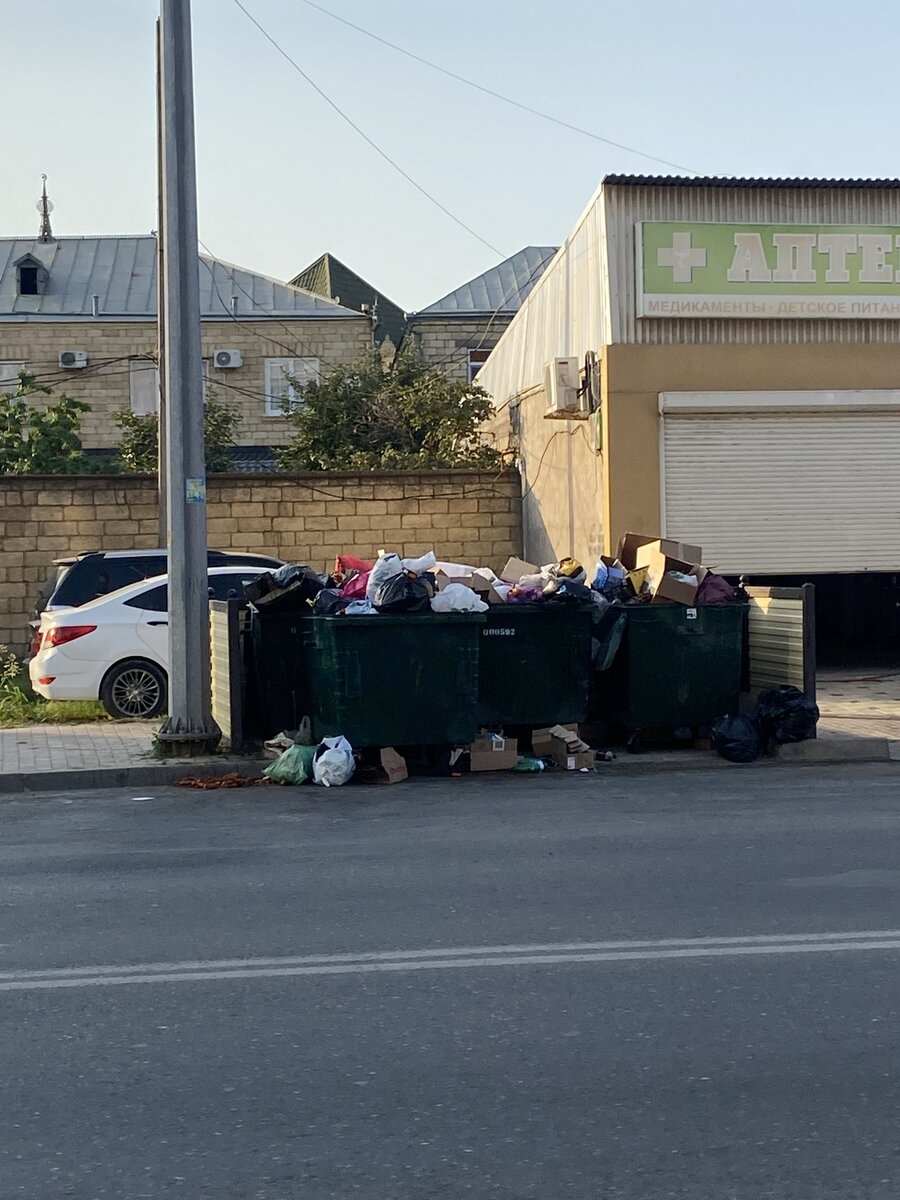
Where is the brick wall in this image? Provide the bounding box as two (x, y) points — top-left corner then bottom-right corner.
(0, 316), (371, 449)
(0, 471), (522, 654)
(407, 317), (513, 382)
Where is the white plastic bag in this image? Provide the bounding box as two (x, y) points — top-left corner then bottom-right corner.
(401, 550), (437, 575)
(312, 735), (356, 787)
(365, 552), (403, 599)
(431, 583), (489, 613)
(434, 560), (479, 578)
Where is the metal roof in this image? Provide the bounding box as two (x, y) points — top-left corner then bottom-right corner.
(290, 252), (407, 347)
(0, 236), (361, 321)
(413, 246), (558, 317)
(602, 174), (900, 190)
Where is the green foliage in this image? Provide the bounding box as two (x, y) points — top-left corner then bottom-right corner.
(0, 371), (95, 475)
(276, 347), (503, 472)
(0, 646), (107, 727)
(113, 390), (241, 474)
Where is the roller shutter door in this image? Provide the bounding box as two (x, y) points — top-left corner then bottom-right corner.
(661, 391), (900, 574)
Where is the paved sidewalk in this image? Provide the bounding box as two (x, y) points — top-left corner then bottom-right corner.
(0, 672), (898, 793)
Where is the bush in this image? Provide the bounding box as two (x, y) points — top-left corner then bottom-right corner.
(0, 371), (95, 475)
(114, 390), (241, 474)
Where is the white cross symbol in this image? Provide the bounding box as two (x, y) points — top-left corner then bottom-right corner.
(657, 231), (707, 283)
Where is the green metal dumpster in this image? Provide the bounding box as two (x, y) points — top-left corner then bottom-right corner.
(300, 613), (484, 747)
(246, 610), (310, 738)
(598, 603), (745, 750)
(476, 605), (594, 727)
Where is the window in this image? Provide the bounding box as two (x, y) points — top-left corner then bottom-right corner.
(207, 572), (256, 600)
(14, 254), (47, 297)
(264, 356), (320, 417)
(129, 358), (160, 415)
(125, 583), (168, 612)
(467, 349), (491, 382)
(0, 361), (25, 394)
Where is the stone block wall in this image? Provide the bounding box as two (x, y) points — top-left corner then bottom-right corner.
(406, 317), (513, 382)
(0, 470), (522, 654)
(0, 316), (371, 450)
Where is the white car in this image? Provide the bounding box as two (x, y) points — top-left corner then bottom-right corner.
(29, 566), (262, 720)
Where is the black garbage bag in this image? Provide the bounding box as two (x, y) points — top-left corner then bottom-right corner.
(373, 572), (432, 614)
(543, 579), (595, 605)
(756, 685), (819, 744)
(246, 564), (328, 612)
(312, 588), (350, 616)
(711, 714), (761, 763)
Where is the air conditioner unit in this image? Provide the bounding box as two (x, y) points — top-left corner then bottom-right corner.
(58, 350), (88, 369)
(214, 349), (243, 369)
(544, 357), (579, 416)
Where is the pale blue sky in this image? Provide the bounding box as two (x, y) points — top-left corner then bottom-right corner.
(3, 0), (898, 311)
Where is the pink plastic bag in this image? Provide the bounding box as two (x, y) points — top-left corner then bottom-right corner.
(341, 570), (370, 599)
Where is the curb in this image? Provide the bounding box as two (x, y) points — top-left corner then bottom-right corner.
(0, 739), (895, 796)
(0, 758), (268, 797)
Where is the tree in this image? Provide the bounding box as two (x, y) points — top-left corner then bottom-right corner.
(276, 348), (503, 472)
(0, 371), (95, 475)
(114, 391), (241, 474)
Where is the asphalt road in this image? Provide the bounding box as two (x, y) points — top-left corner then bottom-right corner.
(3, 764), (900, 1198)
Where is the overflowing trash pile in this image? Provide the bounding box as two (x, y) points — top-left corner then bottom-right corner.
(244, 530), (818, 783)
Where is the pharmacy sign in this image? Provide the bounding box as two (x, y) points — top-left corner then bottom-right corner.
(637, 221), (900, 318)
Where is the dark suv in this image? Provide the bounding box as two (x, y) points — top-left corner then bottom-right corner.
(29, 548), (284, 655)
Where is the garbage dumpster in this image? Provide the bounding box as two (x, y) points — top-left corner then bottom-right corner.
(477, 605), (594, 727)
(245, 610), (310, 739)
(300, 612), (484, 747)
(597, 603), (745, 751)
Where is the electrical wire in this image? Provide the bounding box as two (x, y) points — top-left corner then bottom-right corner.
(231, 0), (506, 258)
(296, 0), (698, 176)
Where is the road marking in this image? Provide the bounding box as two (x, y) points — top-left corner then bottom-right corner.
(3, 929), (900, 992)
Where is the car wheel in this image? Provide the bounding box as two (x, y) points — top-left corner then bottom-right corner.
(100, 659), (167, 720)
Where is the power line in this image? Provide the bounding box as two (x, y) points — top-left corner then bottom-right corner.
(297, 0), (698, 176)
(231, 0), (506, 258)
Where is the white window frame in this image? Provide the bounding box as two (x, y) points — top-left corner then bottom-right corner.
(129, 358), (160, 415)
(264, 356), (320, 417)
(0, 360), (25, 393)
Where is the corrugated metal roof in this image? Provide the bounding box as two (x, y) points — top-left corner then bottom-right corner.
(413, 246), (558, 317)
(603, 174), (900, 190)
(290, 252), (407, 347)
(0, 236), (361, 321)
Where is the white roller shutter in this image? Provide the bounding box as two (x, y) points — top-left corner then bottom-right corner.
(661, 391), (900, 574)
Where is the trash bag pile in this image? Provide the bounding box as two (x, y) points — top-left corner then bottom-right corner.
(712, 685), (819, 764)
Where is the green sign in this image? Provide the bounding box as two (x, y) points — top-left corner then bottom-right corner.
(638, 221), (900, 319)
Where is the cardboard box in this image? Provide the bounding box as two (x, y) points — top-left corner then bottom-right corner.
(499, 556), (539, 583)
(378, 747), (408, 784)
(469, 735), (519, 772)
(434, 569), (475, 591)
(554, 747), (595, 771)
(618, 532), (703, 571)
(531, 723), (579, 758)
(638, 547), (708, 605)
(470, 574), (507, 605)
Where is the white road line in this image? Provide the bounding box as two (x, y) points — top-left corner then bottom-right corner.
(2, 933), (900, 992)
(2, 928), (898, 983)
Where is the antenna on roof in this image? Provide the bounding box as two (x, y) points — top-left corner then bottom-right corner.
(36, 175), (54, 243)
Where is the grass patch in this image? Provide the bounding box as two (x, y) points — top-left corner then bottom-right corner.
(0, 651), (111, 729)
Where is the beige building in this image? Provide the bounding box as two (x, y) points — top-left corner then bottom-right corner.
(406, 246), (557, 382)
(478, 176), (900, 659)
(0, 234), (372, 462)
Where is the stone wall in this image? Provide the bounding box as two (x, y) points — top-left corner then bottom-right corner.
(0, 316), (371, 449)
(0, 470), (522, 654)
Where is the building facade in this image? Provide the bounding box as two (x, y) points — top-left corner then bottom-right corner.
(478, 177), (900, 655)
(0, 235), (372, 457)
(406, 246), (557, 382)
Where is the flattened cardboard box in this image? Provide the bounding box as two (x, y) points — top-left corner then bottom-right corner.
(500, 556), (540, 583)
(532, 723), (579, 758)
(469, 735), (519, 772)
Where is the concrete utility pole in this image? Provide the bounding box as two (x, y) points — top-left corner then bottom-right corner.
(155, 16), (168, 546)
(157, 0), (220, 756)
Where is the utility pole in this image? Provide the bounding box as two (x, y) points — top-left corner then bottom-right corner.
(155, 16), (167, 546)
(156, 0), (219, 756)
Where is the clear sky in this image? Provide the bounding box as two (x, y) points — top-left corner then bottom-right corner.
(4, 0), (899, 312)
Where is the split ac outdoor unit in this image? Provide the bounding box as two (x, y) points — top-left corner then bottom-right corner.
(214, 349), (243, 369)
(545, 356), (580, 415)
(58, 350), (88, 369)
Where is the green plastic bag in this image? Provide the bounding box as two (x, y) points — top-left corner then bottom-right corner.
(263, 743), (317, 785)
